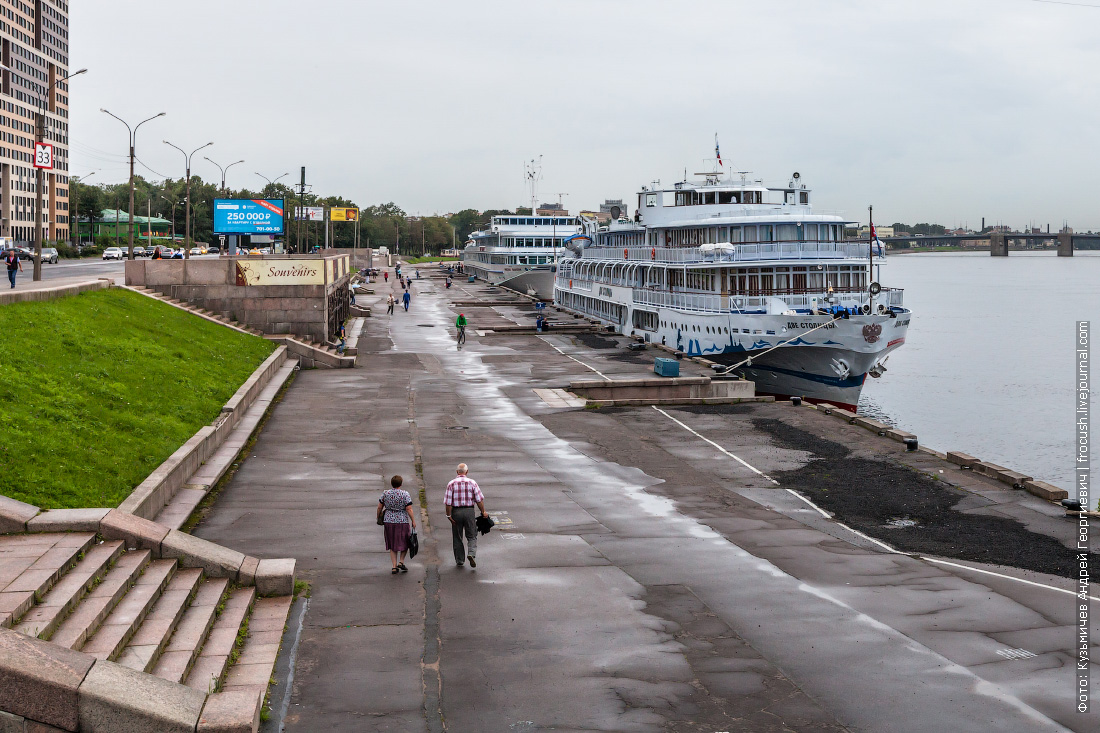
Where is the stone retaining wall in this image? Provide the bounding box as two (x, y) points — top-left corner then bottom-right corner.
(117, 346), (288, 520)
(0, 278), (111, 306)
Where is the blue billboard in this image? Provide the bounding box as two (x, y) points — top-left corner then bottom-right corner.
(213, 199), (285, 235)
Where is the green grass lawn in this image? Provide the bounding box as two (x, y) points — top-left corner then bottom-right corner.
(0, 289), (276, 509)
(402, 256), (459, 264)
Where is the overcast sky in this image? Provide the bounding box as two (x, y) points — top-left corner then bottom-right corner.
(71, 0), (1099, 229)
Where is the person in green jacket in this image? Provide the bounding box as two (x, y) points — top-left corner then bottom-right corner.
(456, 313), (467, 344)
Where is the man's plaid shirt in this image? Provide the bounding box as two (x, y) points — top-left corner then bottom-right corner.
(444, 476), (484, 507)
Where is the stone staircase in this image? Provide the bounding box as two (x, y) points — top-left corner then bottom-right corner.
(126, 285), (355, 368)
(0, 532), (290, 702)
(0, 513), (296, 730)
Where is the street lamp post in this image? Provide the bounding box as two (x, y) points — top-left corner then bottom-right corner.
(205, 157), (244, 255)
(159, 194), (183, 243)
(164, 140), (212, 260)
(101, 109), (166, 261)
(29, 67), (87, 280)
(71, 171), (94, 250)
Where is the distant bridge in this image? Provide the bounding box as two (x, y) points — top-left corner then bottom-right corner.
(848, 232), (1100, 256)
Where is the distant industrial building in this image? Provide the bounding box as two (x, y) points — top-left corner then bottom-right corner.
(536, 202), (568, 216)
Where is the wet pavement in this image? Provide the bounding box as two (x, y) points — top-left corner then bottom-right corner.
(194, 265), (1097, 732)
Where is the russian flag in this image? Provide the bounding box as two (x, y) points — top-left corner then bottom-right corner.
(715, 133), (723, 167)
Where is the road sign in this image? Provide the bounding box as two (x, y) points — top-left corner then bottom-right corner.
(33, 142), (53, 169)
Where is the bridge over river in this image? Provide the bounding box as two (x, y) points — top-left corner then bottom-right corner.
(853, 231), (1100, 255)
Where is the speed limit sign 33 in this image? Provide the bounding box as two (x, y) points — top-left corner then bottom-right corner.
(33, 142), (54, 169)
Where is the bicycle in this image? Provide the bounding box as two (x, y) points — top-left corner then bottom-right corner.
(457, 325), (466, 345)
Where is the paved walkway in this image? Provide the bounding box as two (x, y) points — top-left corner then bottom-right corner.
(194, 265), (1094, 732)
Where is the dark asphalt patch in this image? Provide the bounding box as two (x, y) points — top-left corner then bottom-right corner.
(575, 333), (621, 350)
(669, 403), (759, 416)
(604, 351), (656, 366)
(754, 418), (1078, 578)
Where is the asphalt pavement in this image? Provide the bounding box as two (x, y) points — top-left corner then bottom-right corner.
(192, 266), (1096, 732)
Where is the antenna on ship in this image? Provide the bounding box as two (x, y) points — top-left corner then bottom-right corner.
(524, 156), (543, 215)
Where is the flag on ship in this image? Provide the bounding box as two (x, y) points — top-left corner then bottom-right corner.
(715, 134), (722, 167)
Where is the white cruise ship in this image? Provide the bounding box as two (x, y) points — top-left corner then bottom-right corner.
(554, 171), (910, 409)
(464, 213), (583, 300)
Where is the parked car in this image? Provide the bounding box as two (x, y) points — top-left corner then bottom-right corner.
(189, 247), (202, 256)
(207, 245), (220, 254)
(40, 247), (58, 264)
(102, 247), (124, 260)
(132, 246), (147, 258)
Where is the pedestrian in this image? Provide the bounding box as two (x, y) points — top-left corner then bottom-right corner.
(387, 292), (396, 315)
(445, 276), (452, 289)
(444, 463), (488, 568)
(416, 269), (421, 280)
(455, 312), (467, 344)
(402, 290), (411, 311)
(384, 271), (389, 282)
(151, 247), (162, 260)
(402, 277), (408, 291)
(336, 321), (347, 354)
(3, 248), (21, 289)
(377, 475), (416, 574)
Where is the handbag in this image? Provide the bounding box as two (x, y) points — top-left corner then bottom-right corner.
(377, 513), (385, 526)
(408, 529), (419, 559)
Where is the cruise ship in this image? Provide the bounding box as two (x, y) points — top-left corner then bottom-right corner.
(463, 213), (583, 300)
(554, 171), (910, 409)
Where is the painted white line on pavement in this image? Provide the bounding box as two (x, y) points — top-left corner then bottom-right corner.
(653, 406), (778, 484)
(786, 489), (832, 518)
(538, 336), (610, 380)
(787, 488), (1099, 600)
(921, 556), (1100, 602)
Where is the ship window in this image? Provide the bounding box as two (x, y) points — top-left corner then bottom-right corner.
(759, 225), (774, 242)
(743, 226), (758, 243)
(777, 224), (797, 242)
(730, 226), (742, 243)
(704, 192), (715, 205)
(800, 192), (809, 204)
(646, 193), (657, 207)
(718, 191), (734, 204)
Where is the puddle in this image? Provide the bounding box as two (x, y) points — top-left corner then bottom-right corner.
(885, 518), (918, 528)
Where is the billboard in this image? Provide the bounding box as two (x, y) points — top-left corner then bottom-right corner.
(330, 208), (359, 222)
(295, 207), (324, 221)
(213, 199), (285, 235)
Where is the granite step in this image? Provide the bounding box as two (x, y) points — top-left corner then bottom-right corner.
(150, 576), (229, 684)
(49, 549), (151, 649)
(117, 567), (203, 673)
(11, 540), (124, 639)
(222, 595), (294, 701)
(0, 533), (96, 613)
(81, 559), (176, 660)
(185, 586), (256, 693)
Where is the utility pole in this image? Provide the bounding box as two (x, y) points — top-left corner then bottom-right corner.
(164, 140), (212, 259)
(30, 68), (87, 279)
(71, 172), (95, 250)
(204, 156), (244, 254)
(101, 108), (165, 261)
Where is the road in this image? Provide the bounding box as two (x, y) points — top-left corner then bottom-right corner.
(194, 268), (1096, 732)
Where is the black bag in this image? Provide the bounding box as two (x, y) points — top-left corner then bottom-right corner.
(408, 530), (419, 559)
(476, 515), (495, 535)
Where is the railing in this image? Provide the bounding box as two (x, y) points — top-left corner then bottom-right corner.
(583, 241), (877, 264)
(631, 287), (905, 314)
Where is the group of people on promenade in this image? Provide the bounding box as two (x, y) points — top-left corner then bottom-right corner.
(376, 463), (489, 574)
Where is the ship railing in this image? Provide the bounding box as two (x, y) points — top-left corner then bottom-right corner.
(631, 287), (904, 313)
(583, 241), (873, 263)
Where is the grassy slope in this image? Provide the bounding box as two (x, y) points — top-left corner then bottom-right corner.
(0, 289), (276, 509)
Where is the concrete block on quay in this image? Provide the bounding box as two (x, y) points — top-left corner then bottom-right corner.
(160, 530), (246, 581)
(254, 558), (295, 597)
(884, 428), (917, 443)
(0, 496), (39, 534)
(0, 627), (95, 731)
(831, 408), (858, 423)
(946, 451), (979, 468)
(27, 509), (110, 534)
(78, 659), (205, 733)
(238, 556), (260, 587)
(853, 416), (889, 433)
(1023, 480), (1069, 502)
(995, 469), (1033, 488)
(197, 690), (262, 733)
(98, 510), (170, 555)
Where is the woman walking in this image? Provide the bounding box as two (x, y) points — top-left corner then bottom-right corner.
(377, 476), (416, 574)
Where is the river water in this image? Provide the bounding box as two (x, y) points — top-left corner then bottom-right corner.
(859, 251), (1098, 495)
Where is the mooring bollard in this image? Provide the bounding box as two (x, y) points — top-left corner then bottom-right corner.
(905, 437), (919, 451)
(791, 396), (802, 406)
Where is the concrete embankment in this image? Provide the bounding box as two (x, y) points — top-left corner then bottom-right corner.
(185, 267), (1092, 732)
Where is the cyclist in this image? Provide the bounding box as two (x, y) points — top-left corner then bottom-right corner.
(456, 312), (467, 344)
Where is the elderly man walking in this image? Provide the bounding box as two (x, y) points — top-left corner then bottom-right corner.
(444, 463), (488, 568)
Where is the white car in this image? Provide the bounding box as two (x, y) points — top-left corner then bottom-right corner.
(102, 247), (124, 260)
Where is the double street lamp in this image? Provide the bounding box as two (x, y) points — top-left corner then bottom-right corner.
(205, 156), (243, 255)
(101, 109), (166, 261)
(70, 171), (95, 250)
(164, 140), (212, 259)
